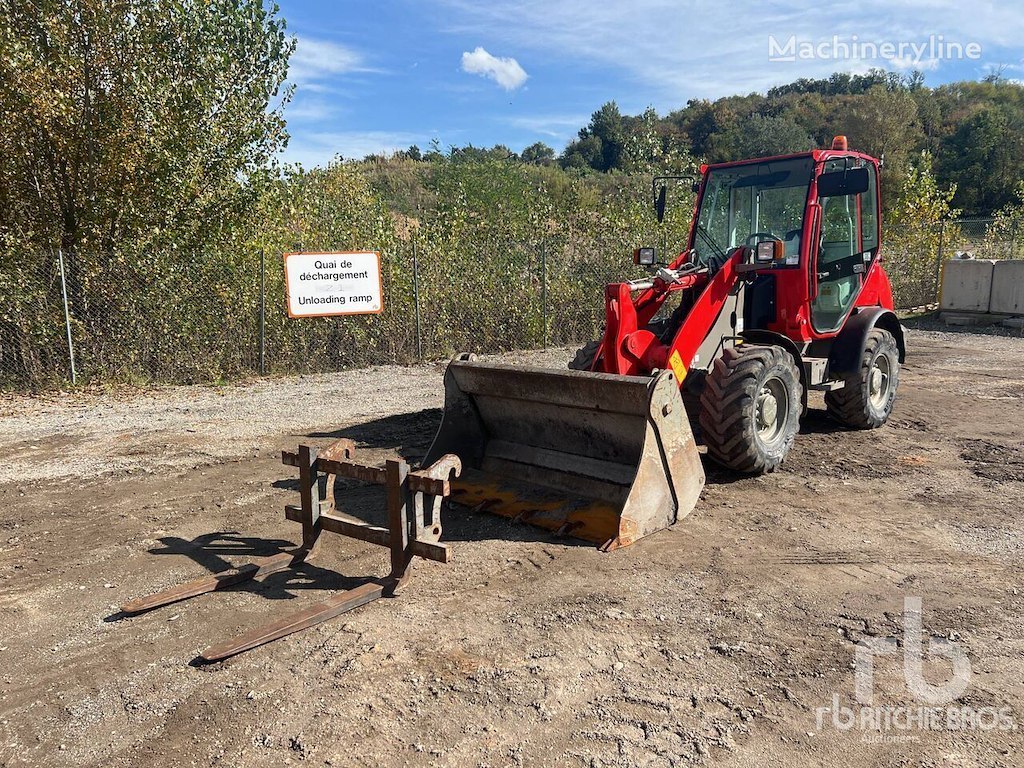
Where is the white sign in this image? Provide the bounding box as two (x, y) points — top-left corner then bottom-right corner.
(284, 251), (383, 318)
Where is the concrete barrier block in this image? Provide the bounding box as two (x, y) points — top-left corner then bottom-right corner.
(989, 260), (1024, 315)
(940, 259), (996, 313)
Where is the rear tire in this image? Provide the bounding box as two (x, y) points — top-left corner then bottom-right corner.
(699, 345), (802, 474)
(568, 340), (601, 371)
(825, 328), (900, 428)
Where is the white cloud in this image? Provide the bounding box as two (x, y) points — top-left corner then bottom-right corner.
(285, 99), (338, 122)
(460, 47), (529, 90)
(289, 37), (365, 84)
(891, 55), (941, 72)
(508, 113), (589, 143)
(509, 113), (589, 134)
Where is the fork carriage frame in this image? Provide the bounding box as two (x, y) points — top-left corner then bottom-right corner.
(120, 439), (462, 662)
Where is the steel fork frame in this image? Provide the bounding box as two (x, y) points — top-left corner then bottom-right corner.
(120, 439), (461, 662)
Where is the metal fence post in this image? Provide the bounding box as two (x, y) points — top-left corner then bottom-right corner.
(541, 240), (548, 349)
(933, 220), (946, 305)
(412, 240), (423, 360)
(259, 249), (266, 375)
(1012, 220), (1020, 260)
(56, 248), (77, 385)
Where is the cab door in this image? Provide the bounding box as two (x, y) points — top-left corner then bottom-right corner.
(810, 161), (879, 333)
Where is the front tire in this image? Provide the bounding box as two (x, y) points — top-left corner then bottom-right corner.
(825, 328), (900, 428)
(699, 345), (802, 474)
(568, 340), (601, 371)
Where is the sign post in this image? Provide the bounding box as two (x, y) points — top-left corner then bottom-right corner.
(284, 251), (384, 318)
(57, 248), (77, 385)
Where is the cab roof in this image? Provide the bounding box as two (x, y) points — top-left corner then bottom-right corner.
(700, 148), (879, 175)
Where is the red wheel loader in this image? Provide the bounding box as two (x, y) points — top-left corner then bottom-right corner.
(426, 137), (904, 550)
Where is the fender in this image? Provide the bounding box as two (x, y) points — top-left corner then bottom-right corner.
(828, 307), (906, 375)
(740, 329), (808, 414)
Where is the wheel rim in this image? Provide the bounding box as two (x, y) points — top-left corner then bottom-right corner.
(756, 377), (789, 444)
(868, 355), (891, 409)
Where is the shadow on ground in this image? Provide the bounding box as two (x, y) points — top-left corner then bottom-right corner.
(307, 409), (443, 462)
(902, 311), (1024, 339)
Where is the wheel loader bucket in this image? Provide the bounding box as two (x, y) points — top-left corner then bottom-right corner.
(424, 356), (705, 550)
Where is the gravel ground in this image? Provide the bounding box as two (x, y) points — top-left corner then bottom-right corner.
(0, 330), (1022, 767)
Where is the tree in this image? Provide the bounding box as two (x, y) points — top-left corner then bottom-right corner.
(668, 98), (744, 162)
(840, 85), (923, 200)
(885, 152), (959, 306)
(0, 0), (293, 271)
(728, 114), (813, 158)
(450, 144), (518, 163)
(560, 134), (603, 172)
(521, 142), (555, 166)
(983, 183), (1024, 258)
(938, 104), (1024, 215)
(560, 102), (627, 172)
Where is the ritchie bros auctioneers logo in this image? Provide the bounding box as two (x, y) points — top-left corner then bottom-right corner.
(768, 34), (982, 67)
(815, 598), (1014, 743)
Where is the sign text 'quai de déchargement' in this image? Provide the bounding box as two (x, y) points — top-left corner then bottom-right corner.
(284, 252), (383, 318)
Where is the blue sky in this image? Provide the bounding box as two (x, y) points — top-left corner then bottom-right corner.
(274, 1), (1024, 168)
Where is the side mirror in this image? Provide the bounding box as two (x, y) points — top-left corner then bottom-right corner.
(655, 185), (667, 223)
(634, 247), (656, 266)
(817, 166), (870, 198)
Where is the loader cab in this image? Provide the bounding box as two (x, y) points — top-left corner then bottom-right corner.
(687, 145), (883, 342)
(580, 141), (897, 487)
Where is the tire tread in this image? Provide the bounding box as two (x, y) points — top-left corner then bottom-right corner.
(825, 329), (899, 429)
(699, 345), (801, 474)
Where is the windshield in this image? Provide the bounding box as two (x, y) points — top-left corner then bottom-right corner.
(692, 156), (814, 266)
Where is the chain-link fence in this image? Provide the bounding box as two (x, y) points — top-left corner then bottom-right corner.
(886, 218), (1022, 311)
(946, 217), (1022, 260)
(0, 238), (638, 389)
(2, 249), (264, 387)
(3, 217), (1021, 390)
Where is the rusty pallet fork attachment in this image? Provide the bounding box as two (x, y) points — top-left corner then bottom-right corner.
(120, 439), (461, 662)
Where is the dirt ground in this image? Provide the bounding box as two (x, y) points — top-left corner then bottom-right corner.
(1, 327), (1022, 768)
